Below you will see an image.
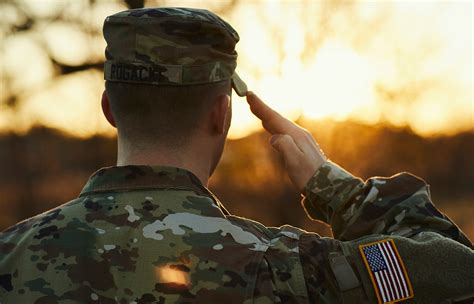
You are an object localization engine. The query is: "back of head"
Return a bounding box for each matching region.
[102,7,247,149]
[105,80,231,149]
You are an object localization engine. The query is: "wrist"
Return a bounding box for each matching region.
[300,160,363,224]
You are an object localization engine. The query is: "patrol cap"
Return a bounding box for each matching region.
[103,7,248,97]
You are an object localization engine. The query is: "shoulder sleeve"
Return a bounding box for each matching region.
[298,232,474,304]
[301,161,472,248]
[252,225,311,303]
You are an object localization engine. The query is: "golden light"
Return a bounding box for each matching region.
[0,0,471,139]
[227,0,472,138]
[155,265,190,286]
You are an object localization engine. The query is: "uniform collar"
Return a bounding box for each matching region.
[79,165,230,215]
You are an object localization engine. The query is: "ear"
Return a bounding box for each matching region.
[210,94,231,135]
[101,90,116,128]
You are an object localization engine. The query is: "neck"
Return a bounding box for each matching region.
[116,139,212,187]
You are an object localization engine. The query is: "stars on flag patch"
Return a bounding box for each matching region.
[359,239,414,303]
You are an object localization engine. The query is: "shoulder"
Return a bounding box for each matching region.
[1,197,84,242]
[0,197,87,248]
[223,214,322,255]
[0,198,85,292]
[225,215,335,302]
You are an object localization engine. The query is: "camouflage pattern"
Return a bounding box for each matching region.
[1,162,473,303]
[103,7,248,96]
[301,161,473,245]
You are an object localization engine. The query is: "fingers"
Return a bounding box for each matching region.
[247,92,327,191]
[247,91,318,155]
[246,92,279,122]
[270,134,303,166]
[246,92,298,135]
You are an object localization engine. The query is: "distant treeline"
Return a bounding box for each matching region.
[1,121,473,238]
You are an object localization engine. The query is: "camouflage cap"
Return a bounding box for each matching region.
[103,7,248,97]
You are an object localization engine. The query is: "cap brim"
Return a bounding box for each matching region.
[231,72,248,97]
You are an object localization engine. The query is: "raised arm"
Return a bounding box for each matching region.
[302,160,472,247]
[246,92,472,248]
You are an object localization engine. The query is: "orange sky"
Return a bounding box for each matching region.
[0,0,472,139]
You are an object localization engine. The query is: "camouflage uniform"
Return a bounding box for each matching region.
[1,7,473,304]
[1,162,473,303]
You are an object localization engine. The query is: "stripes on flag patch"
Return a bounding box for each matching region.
[359,239,414,303]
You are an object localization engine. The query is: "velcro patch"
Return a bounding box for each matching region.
[359,239,414,303]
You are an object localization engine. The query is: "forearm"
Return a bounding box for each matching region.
[301,160,472,248]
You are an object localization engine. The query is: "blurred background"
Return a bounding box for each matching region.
[0,0,472,239]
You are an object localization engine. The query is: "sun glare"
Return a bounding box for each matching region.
[227,0,472,138]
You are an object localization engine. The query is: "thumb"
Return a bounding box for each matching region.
[269,134,283,148]
[270,134,303,166]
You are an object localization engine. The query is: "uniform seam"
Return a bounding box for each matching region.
[79,185,208,197]
[342,241,377,303]
[245,250,266,303]
[106,60,232,68]
[294,240,311,303]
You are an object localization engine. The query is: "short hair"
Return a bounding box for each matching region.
[105,80,232,148]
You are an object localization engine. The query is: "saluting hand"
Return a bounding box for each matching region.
[246,92,327,193]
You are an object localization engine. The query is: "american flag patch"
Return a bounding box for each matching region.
[359,239,414,303]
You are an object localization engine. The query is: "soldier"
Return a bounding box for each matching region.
[1,7,473,304]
